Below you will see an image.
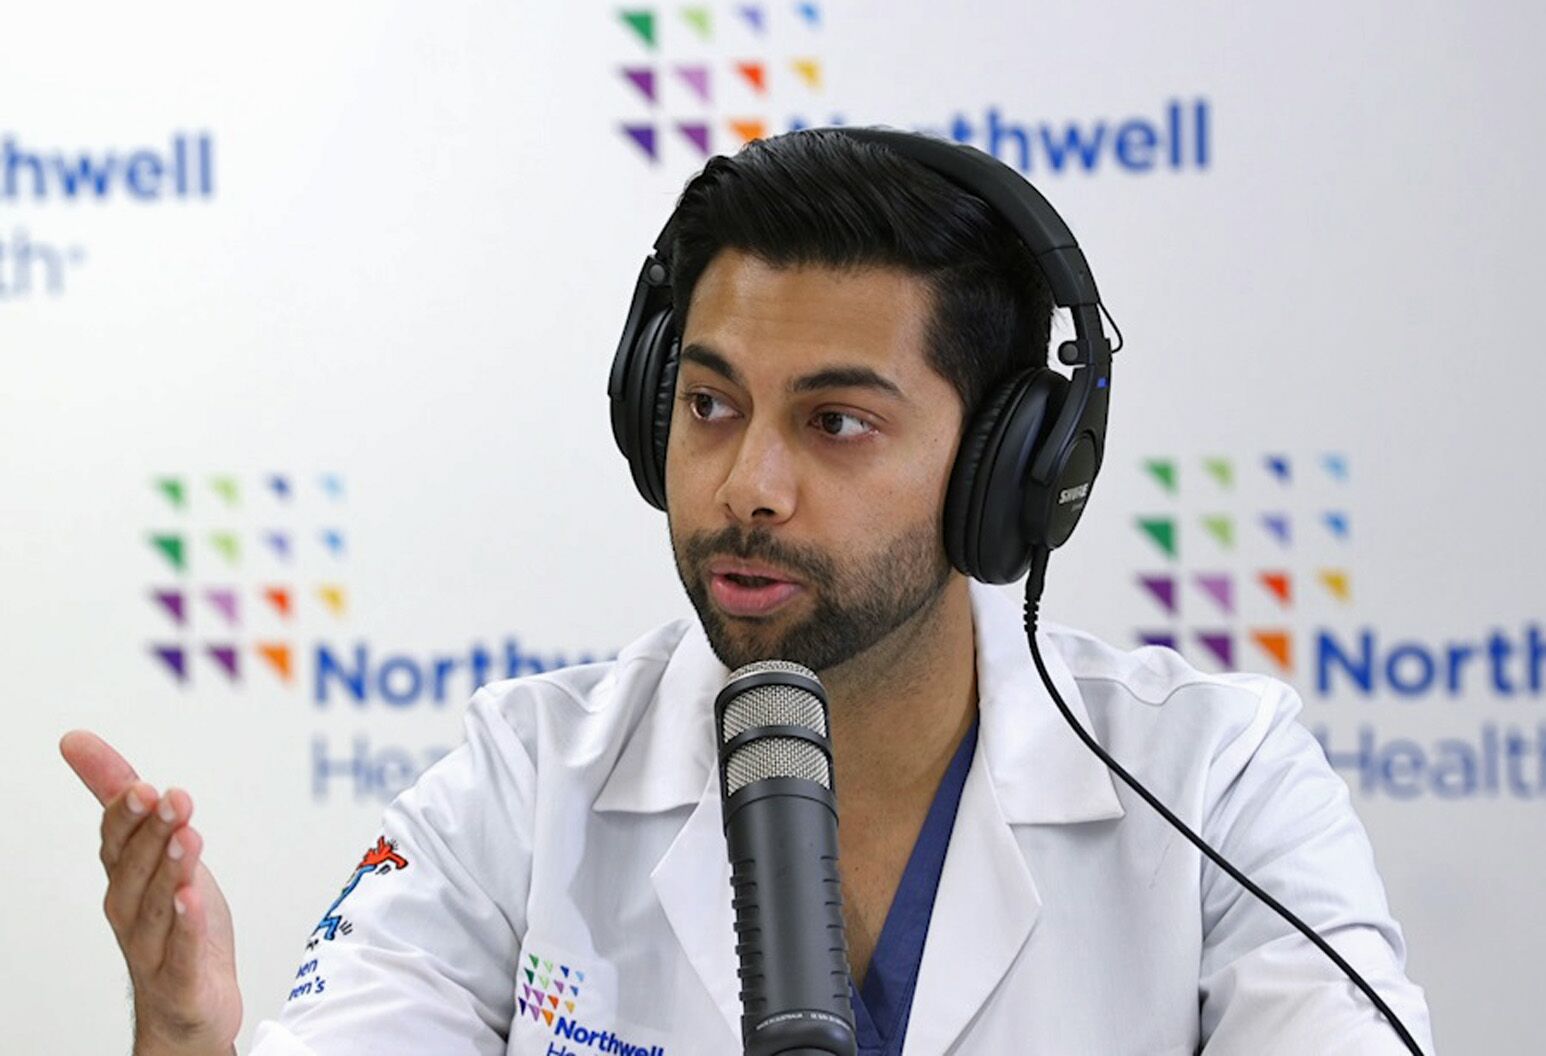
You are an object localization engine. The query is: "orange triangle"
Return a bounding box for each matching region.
[542,1010,554,1026]
[727,119,766,145]
[734,61,766,94]
[264,586,293,618]
[1251,630,1293,672]
[256,642,293,682]
[1259,571,1292,606]
[547,994,559,1008]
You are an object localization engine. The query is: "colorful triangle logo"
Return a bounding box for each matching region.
[738,5,765,34]
[151,645,187,683]
[1143,459,1177,495]
[1258,571,1292,607]
[1202,457,1233,489]
[211,475,239,507]
[150,534,186,572]
[1323,511,1350,540]
[1137,575,1177,615]
[206,644,240,681]
[621,66,657,104]
[677,122,711,156]
[1261,513,1291,546]
[318,584,347,617]
[1195,632,1233,668]
[155,477,185,509]
[205,587,240,626]
[1200,515,1234,550]
[1250,630,1293,672]
[263,586,293,619]
[681,6,712,40]
[619,9,655,47]
[790,58,821,90]
[1193,572,1234,615]
[210,532,240,566]
[151,589,186,626]
[1319,569,1352,603]
[1264,454,1291,483]
[256,642,293,682]
[733,61,767,94]
[621,124,658,161]
[1136,517,1177,559]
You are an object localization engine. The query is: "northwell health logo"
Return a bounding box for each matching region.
[1128,452,1546,801]
[0,130,216,301]
[609,5,1210,176]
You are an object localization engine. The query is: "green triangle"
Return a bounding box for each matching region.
[529,954,539,968]
[1142,459,1176,495]
[524,968,534,984]
[1201,515,1235,549]
[211,475,240,506]
[154,477,185,508]
[210,531,240,565]
[1202,457,1233,489]
[150,534,185,572]
[619,9,656,47]
[681,6,711,39]
[1136,517,1177,559]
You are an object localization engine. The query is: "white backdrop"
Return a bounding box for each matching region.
[3,1,1540,1051]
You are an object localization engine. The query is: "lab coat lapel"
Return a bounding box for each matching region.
[900,740,1041,1056]
[903,582,1126,1055]
[594,616,743,1044]
[648,764,743,1046]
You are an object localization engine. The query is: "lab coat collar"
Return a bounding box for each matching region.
[593,578,1126,826]
[596,580,1129,1049]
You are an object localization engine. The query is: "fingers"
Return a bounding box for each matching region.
[100,781,160,871]
[130,823,204,971]
[104,788,192,944]
[59,729,140,807]
[161,880,207,989]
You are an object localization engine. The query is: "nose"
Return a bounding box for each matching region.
[715,417,797,526]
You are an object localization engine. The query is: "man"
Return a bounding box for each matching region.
[62,128,1436,1055]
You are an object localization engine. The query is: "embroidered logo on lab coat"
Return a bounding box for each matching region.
[308,835,410,947]
[518,950,666,1056]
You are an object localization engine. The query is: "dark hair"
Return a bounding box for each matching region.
[666,127,1055,417]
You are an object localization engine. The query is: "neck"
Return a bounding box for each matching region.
[821,576,978,815]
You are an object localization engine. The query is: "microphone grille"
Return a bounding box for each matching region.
[718,660,832,796]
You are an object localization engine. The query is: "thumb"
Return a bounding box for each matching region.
[59,729,141,807]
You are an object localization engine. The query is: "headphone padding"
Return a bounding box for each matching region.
[945,374,1030,576]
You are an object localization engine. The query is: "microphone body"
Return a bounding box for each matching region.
[715,661,857,1056]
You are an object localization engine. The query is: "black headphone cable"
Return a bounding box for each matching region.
[1020,545,1426,1056]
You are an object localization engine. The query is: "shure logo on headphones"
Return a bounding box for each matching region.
[1059,482,1091,505]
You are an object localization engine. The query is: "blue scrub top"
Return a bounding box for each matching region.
[848,716,979,1056]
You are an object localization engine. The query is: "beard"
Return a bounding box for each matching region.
[669,514,954,675]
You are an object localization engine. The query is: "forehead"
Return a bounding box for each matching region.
[680,248,937,384]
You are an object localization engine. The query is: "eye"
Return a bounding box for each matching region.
[814,410,876,440]
[681,391,737,422]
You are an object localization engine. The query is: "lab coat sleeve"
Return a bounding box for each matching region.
[1195,678,1436,1055]
[249,685,535,1055]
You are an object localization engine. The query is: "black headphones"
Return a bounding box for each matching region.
[607,125,1117,585]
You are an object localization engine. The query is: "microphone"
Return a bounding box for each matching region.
[714,660,857,1056]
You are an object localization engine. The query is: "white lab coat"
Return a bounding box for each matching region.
[251,579,1435,1055]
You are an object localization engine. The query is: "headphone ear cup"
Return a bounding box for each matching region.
[944,369,1070,583]
[647,330,681,509]
[621,307,678,511]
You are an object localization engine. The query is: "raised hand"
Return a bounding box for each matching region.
[60,730,242,1056]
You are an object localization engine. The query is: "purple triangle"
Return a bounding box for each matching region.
[677,122,711,156]
[1261,513,1291,545]
[265,530,291,560]
[555,980,566,994]
[739,5,765,33]
[152,645,187,682]
[205,588,240,626]
[152,590,186,625]
[1137,575,1176,615]
[621,124,657,161]
[621,67,656,104]
[1137,632,1176,650]
[518,999,527,1016]
[675,64,711,102]
[1196,633,1233,668]
[206,644,239,680]
[1194,573,1235,615]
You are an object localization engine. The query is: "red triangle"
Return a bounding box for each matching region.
[1258,571,1292,606]
[734,61,766,94]
[264,586,293,618]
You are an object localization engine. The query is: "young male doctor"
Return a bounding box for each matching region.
[63,128,1436,1055]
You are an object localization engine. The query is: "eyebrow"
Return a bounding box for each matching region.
[680,342,908,402]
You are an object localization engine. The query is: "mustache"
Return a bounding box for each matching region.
[680,526,835,585]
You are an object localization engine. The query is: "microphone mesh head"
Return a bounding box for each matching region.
[719,660,832,795]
